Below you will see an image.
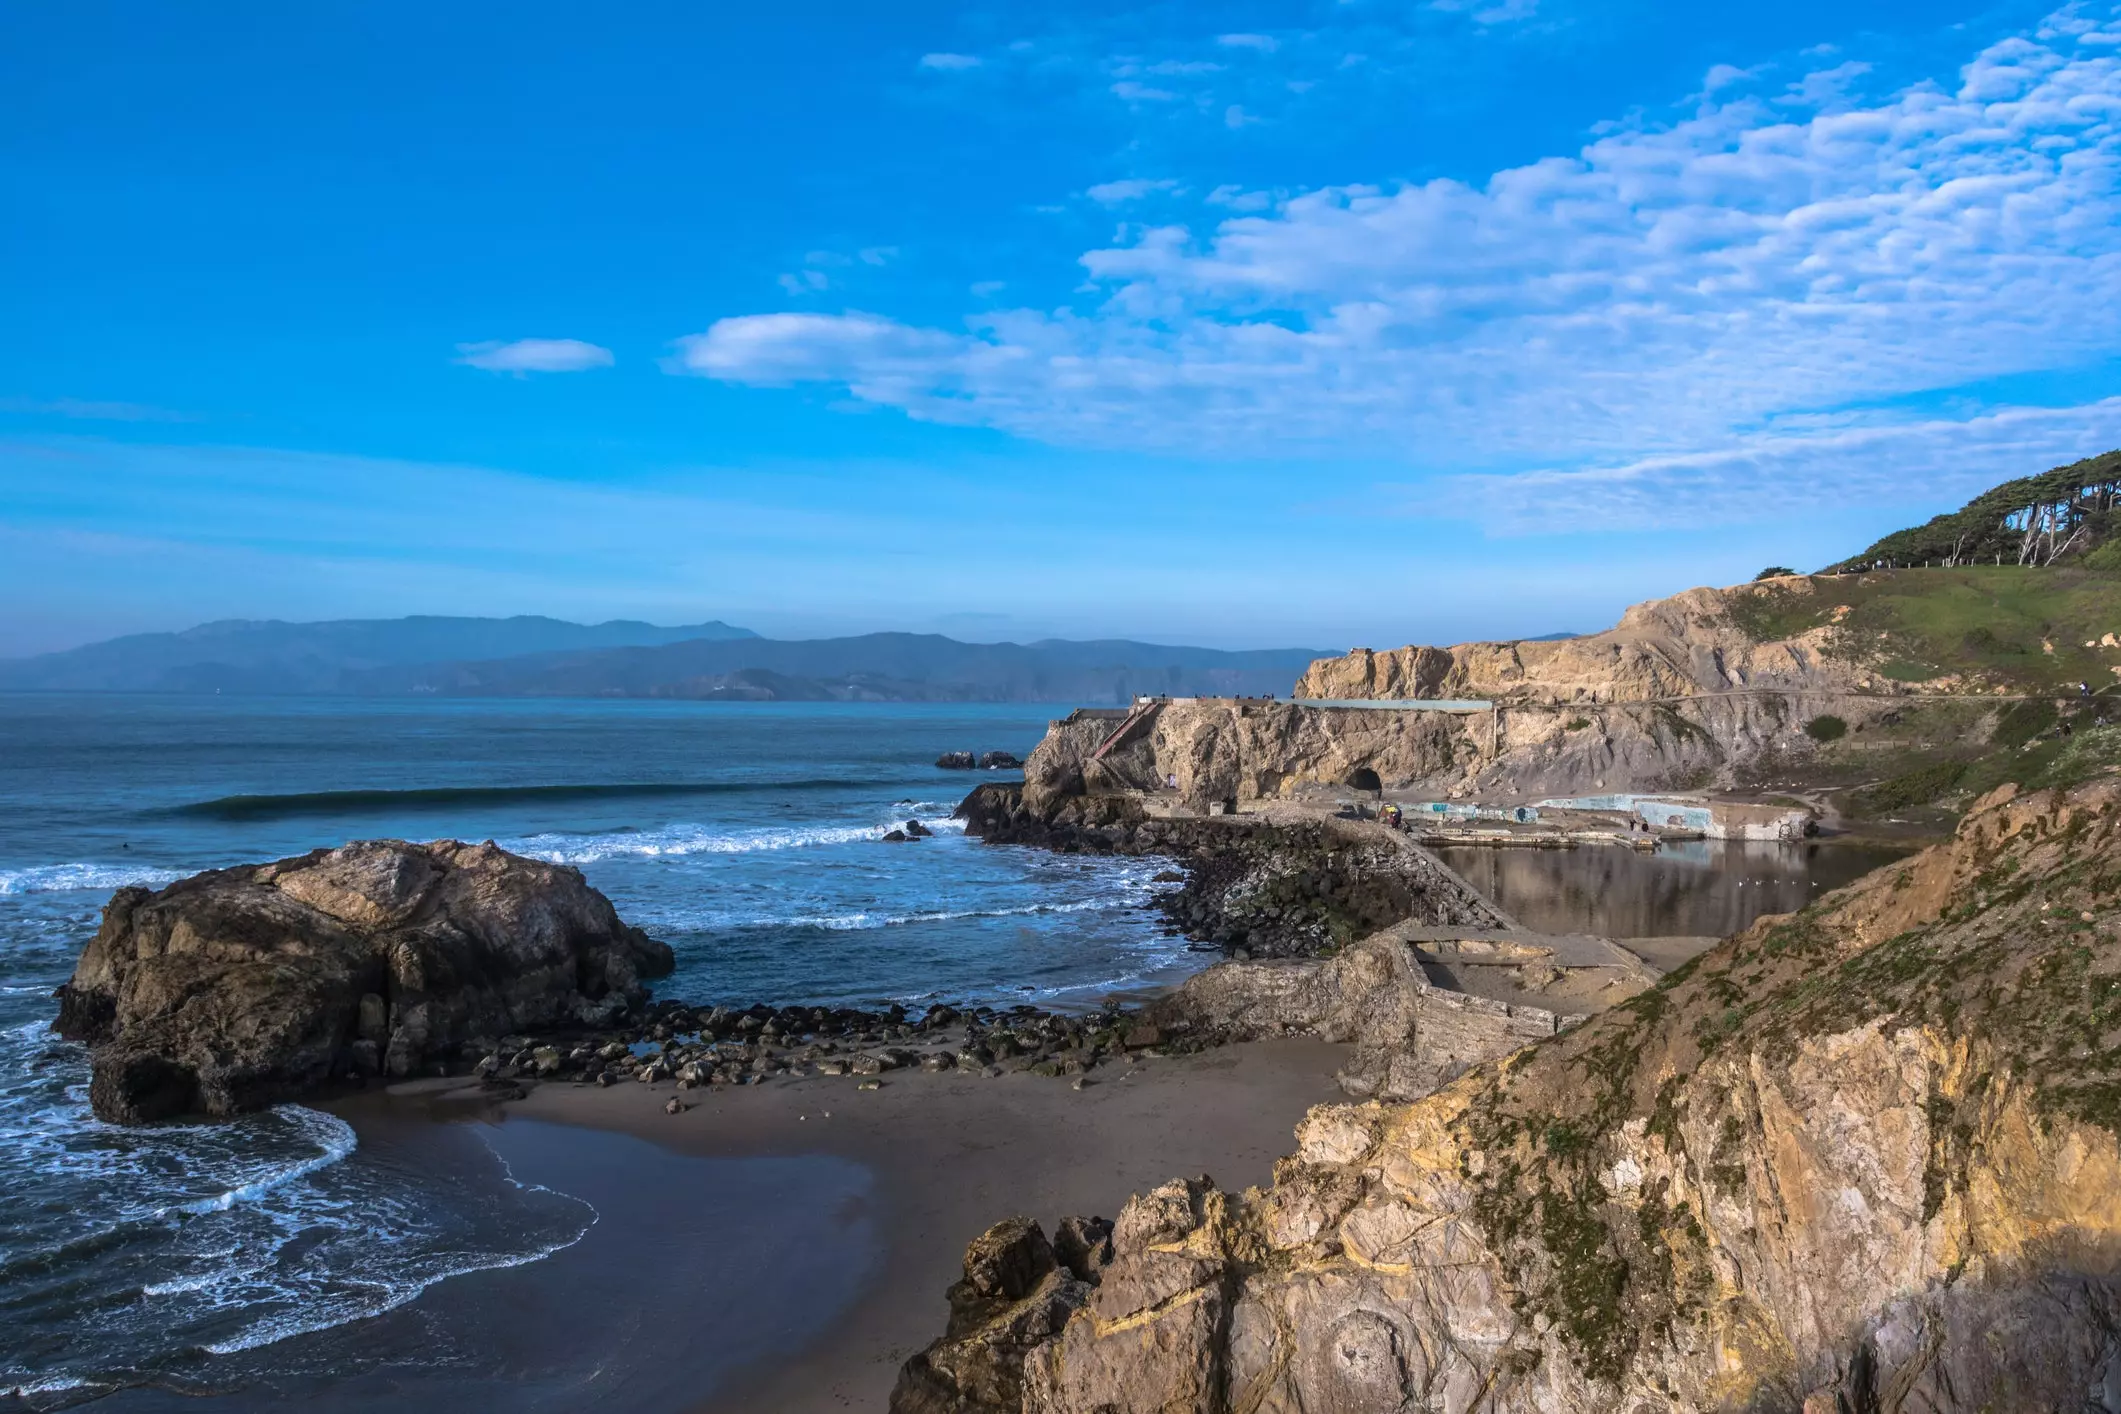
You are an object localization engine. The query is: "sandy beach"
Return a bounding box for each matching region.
[79,1036,1347,1413]
[516,1036,1351,1413]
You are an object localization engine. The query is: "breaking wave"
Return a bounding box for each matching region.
[506,814,965,863]
[0,863,183,896]
[167,778,884,820]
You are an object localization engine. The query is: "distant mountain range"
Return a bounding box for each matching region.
[0,616,1327,702]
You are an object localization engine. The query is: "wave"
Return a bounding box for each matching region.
[770,897,1128,931]
[162,1107,358,1217]
[167,778,885,820]
[0,862,183,896]
[506,813,964,864]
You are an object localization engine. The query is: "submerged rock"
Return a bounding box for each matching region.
[54,838,673,1123]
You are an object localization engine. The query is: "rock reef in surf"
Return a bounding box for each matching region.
[54,838,673,1122]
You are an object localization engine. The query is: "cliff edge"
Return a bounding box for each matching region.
[901,773,2121,1412]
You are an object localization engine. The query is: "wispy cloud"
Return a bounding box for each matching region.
[918,52,981,70]
[1215,33,1280,53]
[0,396,200,423]
[1109,80,1179,102]
[1086,177,1182,204]
[1429,0,1539,24]
[679,9,2121,529]
[1420,399,2121,534]
[456,338,614,374]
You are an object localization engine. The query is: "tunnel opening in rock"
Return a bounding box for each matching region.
[1345,767,1382,794]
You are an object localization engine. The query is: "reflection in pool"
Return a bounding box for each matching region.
[1432,840,1910,940]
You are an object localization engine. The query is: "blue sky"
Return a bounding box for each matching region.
[5,0,2120,655]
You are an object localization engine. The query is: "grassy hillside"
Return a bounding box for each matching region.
[1716,566,2121,823]
[1733,564,2121,692]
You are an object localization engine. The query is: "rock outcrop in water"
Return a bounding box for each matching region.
[960,782,1507,958]
[54,838,674,1123]
[900,776,2121,1412]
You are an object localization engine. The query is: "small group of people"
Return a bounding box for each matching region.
[1379,802,1406,831]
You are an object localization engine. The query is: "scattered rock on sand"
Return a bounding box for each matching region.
[53,838,674,1123]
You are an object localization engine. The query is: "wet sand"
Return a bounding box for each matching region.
[87,1038,1347,1414]
[513,1037,1350,1414]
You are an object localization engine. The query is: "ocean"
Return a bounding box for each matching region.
[0,694,1191,1406]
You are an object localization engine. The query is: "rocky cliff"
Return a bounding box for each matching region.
[1004,567,2121,809]
[1011,691,1892,813]
[900,775,2121,1412]
[1292,581,1878,705]
[54,838,674,1122]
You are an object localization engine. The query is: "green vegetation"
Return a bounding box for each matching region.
[1731,565,2121,692]
[1450,774,2121,1390]
[1803,715,1847,742]
[1755,566,1797,580]
[1827,450,2121,571]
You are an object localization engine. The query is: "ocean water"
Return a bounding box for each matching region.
[0,694,1189,1405]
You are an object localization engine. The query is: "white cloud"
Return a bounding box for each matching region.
[919,52,981,70]
[1087,177,1181,203]
[1216,33,1280,53]
[1224,104,1257,129]
[1110,80,1178,102]
[456,338,614,374]
[1420,399,2121,534]
[677,9,2121,527]
[0,396,199,423]
[1429,0,1539,23]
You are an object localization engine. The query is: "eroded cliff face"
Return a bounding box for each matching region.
[903,777,2121,1413]
[1015,688,1954,808]
[1293,580,1879,705]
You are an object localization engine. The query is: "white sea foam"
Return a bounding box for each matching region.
[163,1107,357,1216]
[505,820,883,863]
[504,812,964,864]
[0,862,182,896]
[779,897,1124,931]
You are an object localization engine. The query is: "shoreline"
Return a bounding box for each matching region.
[519,1036,1349,1413]
[366,1034,1350,1414]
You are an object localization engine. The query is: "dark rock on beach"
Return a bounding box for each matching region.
[53,838,673,1123]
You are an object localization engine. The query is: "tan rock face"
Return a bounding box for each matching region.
[54,838,674,1122]
[902,778,2121,1413]
[1151,932,1577,1102]
[1019,689,1918,808]
[1293,582,1865,706]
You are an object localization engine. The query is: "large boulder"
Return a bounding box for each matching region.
[53,838,674,1123]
